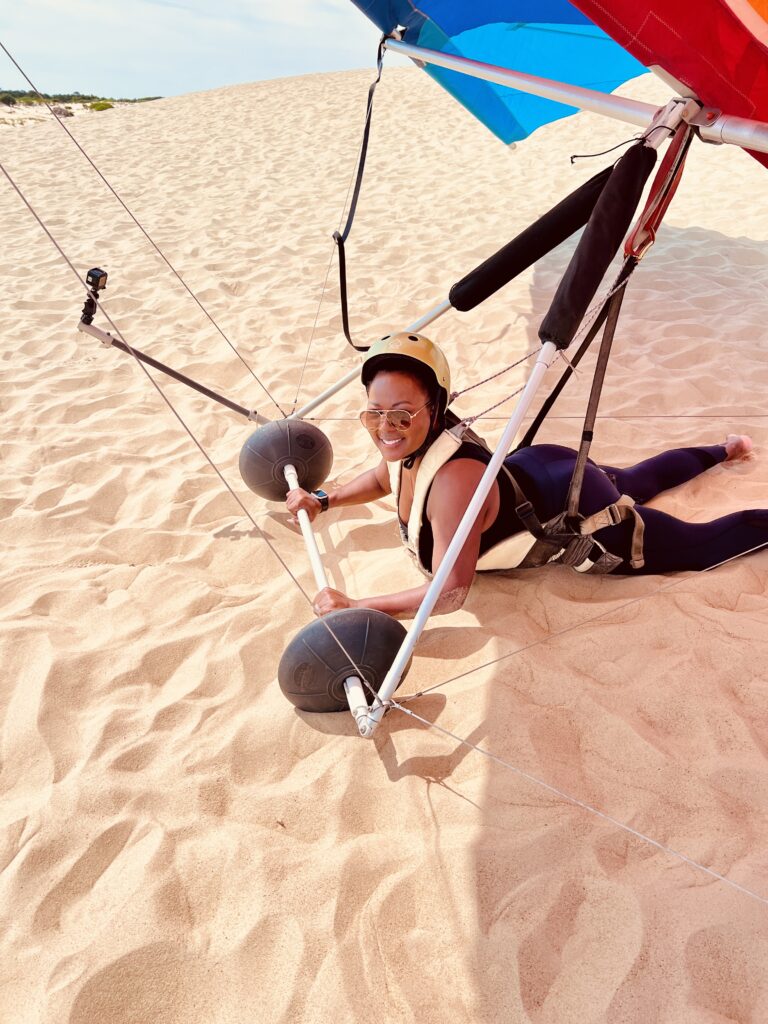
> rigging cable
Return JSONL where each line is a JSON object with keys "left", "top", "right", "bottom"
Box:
{"left": 4, "top": 69, "right": 767, "bottom": 908}
{"left": 0, "top": 39, "right": 285, "bottom": 418}
{"left": 11, "top": 139, "right": 766, "bottom": 905}
{"left": 378, "top": 538, "right": 768, "bottom": 910}
{"left": 0, "top": 152, "right": 388, "bottom": 713}
{"left": 0, "top": 157, "right": 309, "bottom": 599}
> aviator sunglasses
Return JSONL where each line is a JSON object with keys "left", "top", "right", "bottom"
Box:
{"left": 359, "top": 401, "right": 432, "bottom": 432}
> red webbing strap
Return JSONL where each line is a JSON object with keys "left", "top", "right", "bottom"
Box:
{"left": 625, "top": 125, "right": 694, "bottom": 259}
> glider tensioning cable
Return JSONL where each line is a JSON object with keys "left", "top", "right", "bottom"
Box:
{"left": 11, "top": 146, "right": 767, "bottom": 907}
{"left": 388, "top": 696, "right": 768, "bottom": 908}
{"left": 290, "top": 40, "right": 388, "bottom": 413}
{"left": 0, "top": 47, "right": 389, "bottom": 710}
{"left": 449, "top": 273, "right": 632, "bottom": 425}
{"left": 389, "top": 537, "right": 768, "bottom": 902}
{"left": 347, "top": 538, "right": 768, "bottom": 908}
{"left": 0, "top": 157, "right": 313, "bottom": 600}
{"left": 0, "top": 155, "right": 387, "bottom": 712}
{"left": 400, "top": 538, "right": 768, "bottom": 702}
{"left": 9, "top": 51, "right": 767, "bottom": 909}
{"left": 0, "top": 38, "right": 285, "bottom": 419}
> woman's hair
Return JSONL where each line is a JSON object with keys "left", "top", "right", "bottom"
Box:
{"left": 363, "top": 355, "right": 441, "bottom": 406}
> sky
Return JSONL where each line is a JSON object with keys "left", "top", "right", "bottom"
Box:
{"left": 0, "top": 0, "right": 405, "bottom": 98}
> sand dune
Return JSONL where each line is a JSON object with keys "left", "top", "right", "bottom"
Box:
{"left": 1, "top": 67, "right": 767, "bottom": 1023}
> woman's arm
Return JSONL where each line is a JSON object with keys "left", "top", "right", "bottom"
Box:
{"left": 314, "top": 459, "right": 497, "bottom": 618}
{"left": 285, "top": 459, "right": 391, "bottom": 523}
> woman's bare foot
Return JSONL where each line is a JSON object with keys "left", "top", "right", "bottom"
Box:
{"left": 724, "top": 434, "right": 754, "bottom": 461}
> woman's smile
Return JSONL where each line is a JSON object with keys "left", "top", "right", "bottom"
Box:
{"left": 364, "top": 370, "right": 434, "bottom": 462}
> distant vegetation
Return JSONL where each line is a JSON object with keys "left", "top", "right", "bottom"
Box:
{"left": 0, "top": 89, "right": 161, "bottom": 107}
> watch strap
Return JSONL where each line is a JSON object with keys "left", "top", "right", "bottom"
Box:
{"left": 312, "top": 489, "right": 329, "bottom": 513}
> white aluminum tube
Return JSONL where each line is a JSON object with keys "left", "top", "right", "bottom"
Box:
{"left": 385, "top": 38, "right": 659, "bottom": 130}
{"left": 289, "top": 365, "right": 361, "bottom": 421}
{"left": 289, "top": 299, "right": 452, "bottom": 420}
{"left": 283, "top": 464, "right": 329, "bottom": 592}
{"left": 357, "top": 341, "right": 559, "bottom": 737}
{"left": 385, "top": 38, "right": 768, "bottom": 157}
{"left": 700, "top": 112, "right": 768, "bottom": 156}
{"left": 283, "top": 463, "right": 369, "bottom": 719}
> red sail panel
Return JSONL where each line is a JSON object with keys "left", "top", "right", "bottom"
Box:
{"left": 573, "top": 0, "right": 768, "bottom": 168}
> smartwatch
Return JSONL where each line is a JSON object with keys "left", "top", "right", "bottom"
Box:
{"left": 312, "top": 489, "right": 329, "bottom": 513}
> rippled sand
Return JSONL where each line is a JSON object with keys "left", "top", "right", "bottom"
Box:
{"left": 1, "top": 68, "right": 767, "bottom": 1023}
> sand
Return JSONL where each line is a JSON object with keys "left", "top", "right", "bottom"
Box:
{"left": 1, "top": 66, "right": 767, "bottom": 1023}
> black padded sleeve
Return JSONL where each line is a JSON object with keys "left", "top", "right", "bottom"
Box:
{"left": 449, "top": 165, "right": 613, "bottom": 313}
{"left": 539, "top": 143, "right": 657, "bottom": 350}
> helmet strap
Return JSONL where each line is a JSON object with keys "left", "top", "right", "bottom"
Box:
{"left": 403, "top": 404, "right": 442, "bottom": 469}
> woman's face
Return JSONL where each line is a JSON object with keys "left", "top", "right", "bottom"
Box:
{"left": 363, "top": 371, "right": 433, "bottom": 462}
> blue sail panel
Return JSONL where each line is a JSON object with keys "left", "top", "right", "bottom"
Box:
{"left": 349, "top": 1, "right": 646, "bottom": 143}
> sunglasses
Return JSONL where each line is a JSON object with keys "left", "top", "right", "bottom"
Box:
{"left": 359, "top": 401, "right": 432, "bottom": 432}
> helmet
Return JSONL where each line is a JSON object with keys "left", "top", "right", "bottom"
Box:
{"left": 361, "top": 332, "right": 451, "bottom": 414}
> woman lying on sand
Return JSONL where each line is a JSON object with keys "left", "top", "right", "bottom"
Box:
{"left": 286, "top": 333, "right": 765, "bottom": 619}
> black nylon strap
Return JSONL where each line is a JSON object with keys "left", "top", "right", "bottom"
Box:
{"left": 516, "top": 257, "right": 635, "bottom": 451}
{"left": 565, "top": 265, "right": 634, "bottom": 518}
{"left": 333, "top": 38, "right": 386, "bottom": 352}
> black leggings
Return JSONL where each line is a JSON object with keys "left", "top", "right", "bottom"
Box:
{"left": 508, "top": 443, "right": 768, "bottom": 575}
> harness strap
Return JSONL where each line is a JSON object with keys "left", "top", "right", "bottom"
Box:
{"left": 579, "top": 495, "right": 646, "bottom": 569}
{"left": 498, "top": 465, "right": 549, "bottom": 538}
{"left": 506, "top": 464, "right": 646, "bottom": 571}
{"left": 333, "top": 38, "right": 386, "bottom": 352}
{"left": 565, "top": 275, "right": 632, "bottom": 518}
{"left": 516, "top": 256, "right": 636, "bottom": 452}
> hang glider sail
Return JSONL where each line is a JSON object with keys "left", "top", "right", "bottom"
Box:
{"left": 350, "top": 0, "right": 768, "bottom": 168}
{"left": 350, "top": 1, "right": 646, "bottom": 143}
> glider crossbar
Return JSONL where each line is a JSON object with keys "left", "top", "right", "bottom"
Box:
{"left": 78, "top": 321, "right": 268, "bottom": 424}
{"left": 384, "top": 38, "right": 768, "bottom": 158}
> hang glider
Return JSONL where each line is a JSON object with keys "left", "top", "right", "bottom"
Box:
{"left": 66, "top": 1, "right": 768, "bottom": 737}
{"left": 350, "top": 0, "right": 768, "bottom": 167}
{"left": 5, "top": 0, "right": 764, "bottom": 742}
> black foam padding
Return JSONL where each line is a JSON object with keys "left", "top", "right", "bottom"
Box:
{"left": 239, "top": 420, "right": 333, "bottom": 502}
{"left": 278, "top": 608, "right": 411, "bottom": 713}
{"left": 449, "top": 165, "right": 613, "bottom": 313}
{"left": 539, "top": 143, "right": 657, "bottom": 350}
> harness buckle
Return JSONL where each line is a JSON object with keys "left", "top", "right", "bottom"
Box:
{"left": 607, "top": 503, "right": 623, "bottom": 526}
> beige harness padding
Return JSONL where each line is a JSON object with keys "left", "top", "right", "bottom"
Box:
{"left": 579, "top": 494, "right": 646, "bottom": 569}
{"left": 389, "top": 428, "right": 647, "bottom": 576}
{"left": 388, "top": 427, "right": 537, "bottom": 576}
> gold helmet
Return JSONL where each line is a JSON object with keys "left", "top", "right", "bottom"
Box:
{"left": 361, "top": 332, "right": 451, "bottom": 413}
